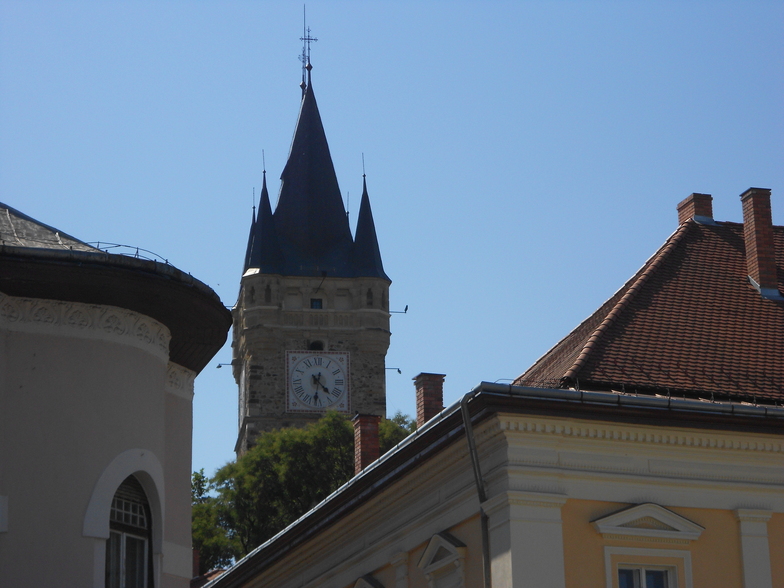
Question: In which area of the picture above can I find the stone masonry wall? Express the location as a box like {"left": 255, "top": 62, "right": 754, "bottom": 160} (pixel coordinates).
{"left": 233, "top": 273, "right": 390, "bottom": 454}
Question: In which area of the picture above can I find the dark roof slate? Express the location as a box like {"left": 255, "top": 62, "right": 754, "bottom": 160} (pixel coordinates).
{"left": 242, "top": 202, "right": 256, "bottom": 272}
{"left": 271, "top": 77, "right": 354, "bottom": 276}
{"left": 244, "top": 74, "right": 389, "bottom": 282}
{"left": 1, "top": 202, "right": 100, "bottom": 252}
{"left": 245, "top": 172, "right": 284, "bottom": 274}
{"left": 352, "top": 177, "right": 389, "bottom": 280}
{"left": 516, "top": 220, "right": 784, "bottom": 404}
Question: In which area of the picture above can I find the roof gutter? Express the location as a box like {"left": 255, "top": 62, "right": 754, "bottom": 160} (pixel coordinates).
{"left": 474, "top": 381, "right": 784, "bottom": 418}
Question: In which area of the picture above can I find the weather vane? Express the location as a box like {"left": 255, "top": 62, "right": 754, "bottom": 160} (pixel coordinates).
{"left": 299, "top": 6, "right": 317, "bottom": 90}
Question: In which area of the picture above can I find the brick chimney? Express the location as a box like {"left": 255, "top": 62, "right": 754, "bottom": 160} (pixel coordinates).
{"left": 741, "top": 188, "right": 779, "bottom": 297}
{"left": 414, "top": 372, "right": 445, "bottom": 428}
{"left": 677, "top": 193, "right": 713, "bottom": 225}
{"left": 352, "top": 414, "right": 381, "bottom": 475}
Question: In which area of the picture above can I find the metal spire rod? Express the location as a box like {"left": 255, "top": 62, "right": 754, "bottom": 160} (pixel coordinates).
{"left": 299, "top": 5, "right": 317, "bottom": 88}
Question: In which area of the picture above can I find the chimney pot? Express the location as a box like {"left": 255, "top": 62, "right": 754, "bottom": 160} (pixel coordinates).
{"left": 677, "top": 193, "right": 713, "bottom": 225}
{"left": 414, "top": 372, "right": 445, "bottom": 428}
{"left": 740, "top": 187, "right": 779, "bottom": 298}
{"left": 352, "top": 414, "right": 381, "bottom": 475}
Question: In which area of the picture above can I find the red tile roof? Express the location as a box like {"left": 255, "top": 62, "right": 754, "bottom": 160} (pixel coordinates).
{"left": 516, "top": 219, "right": 784, "bottom": 405}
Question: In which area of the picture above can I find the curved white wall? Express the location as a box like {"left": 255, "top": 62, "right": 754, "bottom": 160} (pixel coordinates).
{"left": 0, "top": 293, "right": 194, "bottom": 588}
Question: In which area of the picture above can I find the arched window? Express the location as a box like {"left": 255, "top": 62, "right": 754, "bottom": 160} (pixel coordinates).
{"left": 309, "top": 340, "right": 324, "bottom": 351}
{"left": 366, "top": 288, "right": 373, "bottom": 307}
{"left": 106, "top": 475, "right": 153, "bottom": 588}
{"left": 264, "top": 284, "right": 272, "bottom": 304}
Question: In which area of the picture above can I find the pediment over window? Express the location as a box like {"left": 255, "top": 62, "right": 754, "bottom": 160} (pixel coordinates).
{"left": 417, "top": 532, "right": 466, "bottom": 579}
{"left": 592, "top": 503, "right": 704, "bottom": 543}
{"left": 353, "top": 574, "right": 384, "bottom": 588}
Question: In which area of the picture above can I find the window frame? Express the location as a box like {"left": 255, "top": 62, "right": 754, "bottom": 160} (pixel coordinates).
{"left": 83, "top": 450, "right": 164, "bottom": 588}
{"left": 605, "top": 547, "right": 691, "bottom": 588}
{"left": 106, "top": 529, "right": 149, "bottom": 588}
{"left": 106, "top": 476, "right": 154, "bottom": 588}
{"left": 618, "top": 564, "right": 676, "bottom": 588}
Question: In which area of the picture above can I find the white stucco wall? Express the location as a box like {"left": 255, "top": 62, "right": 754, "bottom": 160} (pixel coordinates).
{"left": 0, "top": 294, "right": 194, "bottom": 587}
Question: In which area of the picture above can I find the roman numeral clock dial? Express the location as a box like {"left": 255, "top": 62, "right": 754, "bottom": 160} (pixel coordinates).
{"left": 286, "top": 351, "right": 350, "bottom": 413}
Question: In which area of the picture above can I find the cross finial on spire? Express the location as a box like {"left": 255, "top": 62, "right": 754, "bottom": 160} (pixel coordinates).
{"left": 299, "top": 6, "right": 317, "bottom": 92}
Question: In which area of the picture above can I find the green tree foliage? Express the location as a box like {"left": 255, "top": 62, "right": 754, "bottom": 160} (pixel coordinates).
{"left": 379, "top": 410, "right": 417, "bottom": 454}
{"left": 191, "top": 469, "right": 238, "bottom": 575}
{"left": 193, "top": 411, "right": 416, "bottom": 566}
{"left": 211, "top": 412, "right": 355, "bottom": 556}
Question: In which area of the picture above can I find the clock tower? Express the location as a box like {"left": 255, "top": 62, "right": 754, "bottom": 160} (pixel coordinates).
{"left": 232, "top": 62, "right": 390, "bottom": 455}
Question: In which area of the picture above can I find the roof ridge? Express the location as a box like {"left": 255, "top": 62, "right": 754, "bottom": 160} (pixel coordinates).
{"left": 562, "top": 220, "right": 694, "bottom": 385}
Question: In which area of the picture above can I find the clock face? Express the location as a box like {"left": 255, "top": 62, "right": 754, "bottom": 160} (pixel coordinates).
{"left": 286, "top": 351, "right": 350, "bottom": 413}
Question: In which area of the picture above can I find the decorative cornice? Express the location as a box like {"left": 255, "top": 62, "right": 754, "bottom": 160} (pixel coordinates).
{"left": 600, "top": 533, "right": 691, "bottom": 545}
{"left": 0, "top": 292, "right": 170, "bottom": 361}
{"left": 498, "top": 415, "right": 784, "bottom": 453}
{"left": 483, "top": 490, "right": 567, "bottom": 519}
{"left": 734, "top": 508, "right": 772, "bottom": 524}
{"left": 166, "top": 363, "right": 196, "bottom": 400}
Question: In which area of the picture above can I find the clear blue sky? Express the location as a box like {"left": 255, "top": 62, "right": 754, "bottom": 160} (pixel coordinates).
{"left": 2, "top": 1, "right": 782, "bottom": 477}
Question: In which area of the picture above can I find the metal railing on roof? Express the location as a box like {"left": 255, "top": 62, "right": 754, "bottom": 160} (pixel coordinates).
{"left": 87, "top": 242, "right": 172, "bottom": 265}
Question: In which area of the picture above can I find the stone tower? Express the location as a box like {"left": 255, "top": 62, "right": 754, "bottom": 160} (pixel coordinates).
{"left": 232, "top": 64, "right": 390, "bottom": 455}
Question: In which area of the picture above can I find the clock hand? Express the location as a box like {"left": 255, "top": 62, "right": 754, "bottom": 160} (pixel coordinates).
{"left": 312, "top": 372, "right": 330, "bottom": 394}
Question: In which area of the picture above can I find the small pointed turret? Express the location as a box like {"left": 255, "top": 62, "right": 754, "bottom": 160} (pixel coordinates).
{"left": 352, "top": 176, "right": 389, "bottom": 280}
{"left": 247, "top": 170, "right": 282, "bottom": 274}
{"left": 242, "top": 201, "right": 257, "bottom": 273}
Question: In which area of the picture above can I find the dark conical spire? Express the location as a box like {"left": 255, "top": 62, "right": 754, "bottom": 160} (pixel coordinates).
{"left": 243, "top": 66, "right": 388, "bottom": 283}
{"left": 242, "top": 198, "right": 257, "bottom": 273}
{"left": 272, "top": 75, "right": 354, "bottom": 276}
{"left": 353, "top": 176, "right": 389, "bottom": 280}
{"left": 247, "top": 170, "right": 283, "bottom": 274}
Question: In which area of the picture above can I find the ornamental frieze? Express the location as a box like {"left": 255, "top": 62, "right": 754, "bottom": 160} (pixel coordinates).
{"left": 0, "top": 292, "right": 170, "bottom": 360}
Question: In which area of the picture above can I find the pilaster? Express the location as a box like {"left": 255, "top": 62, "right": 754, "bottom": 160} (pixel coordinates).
{"left": 483, "top": 490, "right": 567, "bottom": 588}
{"left": 735, "top": 508, "right": 773, "bottom": 588}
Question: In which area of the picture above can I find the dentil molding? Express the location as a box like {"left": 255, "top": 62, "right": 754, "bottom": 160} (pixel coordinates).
{"left": 484, "top": 414, "right": 784, "bottom": 454}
